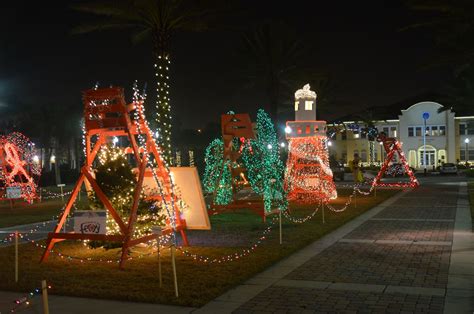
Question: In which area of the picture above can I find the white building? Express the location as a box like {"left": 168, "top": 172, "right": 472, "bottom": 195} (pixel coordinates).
{"left": 329, "top": 101, "right": 474, "bottom": 169}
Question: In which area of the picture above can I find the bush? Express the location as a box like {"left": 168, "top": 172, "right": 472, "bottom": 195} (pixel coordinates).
{"left": 466, "top": 169, "right": 474, "bottom": 177}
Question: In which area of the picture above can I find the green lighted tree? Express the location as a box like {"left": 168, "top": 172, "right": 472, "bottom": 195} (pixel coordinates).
{"left": 203, "top": 110, "right": 286, "bottom": 212}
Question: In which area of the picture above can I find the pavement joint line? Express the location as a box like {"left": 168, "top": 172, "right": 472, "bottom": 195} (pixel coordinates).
{"left": 273, "top": 279, "right": 447, "bottom": 297}
{"left": 370, "top": 218, "right": 455, "bottom": 222}
{"left": 338, "top": 238, "right": 453, "bottom": 246}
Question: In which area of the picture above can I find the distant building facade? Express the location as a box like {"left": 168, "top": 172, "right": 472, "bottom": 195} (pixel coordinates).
{"left": 329, "top": 101, "right": 474, "bottom": 169}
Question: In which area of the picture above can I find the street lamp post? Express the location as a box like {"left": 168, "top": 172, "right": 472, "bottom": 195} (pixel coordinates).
{"left": 465, "top": 138, "right": 470, "bottom": 166}
{"left": 422, "top": 112, "right": 430, "bottom": 176}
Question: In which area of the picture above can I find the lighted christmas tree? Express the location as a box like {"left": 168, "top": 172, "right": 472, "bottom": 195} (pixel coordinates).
{"left": 88, "top": 146, "right": 165, "bottom": 249}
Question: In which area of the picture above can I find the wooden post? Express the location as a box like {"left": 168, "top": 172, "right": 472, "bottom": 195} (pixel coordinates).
{"left": 279, "top": 209, "right": 282, "bottom": 245}
{"left": 41, "top": 280, "right": 49, "bottom": 314}
{"left": 14, "top": 231, "right": 18, "bottom": 283}
{"left": 322, "top": 202, "right": 325, "bottom": 224}
{"left": 151, "top": 226, "right": 162, "bottom": 288}
{"left": 171, "top": 244, "right": 179, "bottom": 298}
{"left": 354, "top": 191, "right": 357, "bottom": 208}
{"left": 58, "top": 184, "right": 65, "bottom": 203}
{"left": 374, "top": 186, "right": 377, "bottom": 198}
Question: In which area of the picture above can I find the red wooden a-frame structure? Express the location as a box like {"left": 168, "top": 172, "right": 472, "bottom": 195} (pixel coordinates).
{"left": 40, "top": 87, "right": 188, "bottom": 268}
{"left": 208, "top": 113, "right": 269, "bottom": 220}
{"left": 373, "top": 135, "right": 419, "bottom": 188}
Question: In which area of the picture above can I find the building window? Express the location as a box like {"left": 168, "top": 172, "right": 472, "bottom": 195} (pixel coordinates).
{"left": 361, "top": 132, "right": 367, "bottom": 139}
{"left": 415, "top": 127, "right": 422, "bottom": 136}
{"left": 408, "top": 127, "right": 414, "bottom": 137}
{"left": 294, "top": 101, "right": 298, "bottom": 111}
{"left": 439, "top": 125, "right": 446, "bottom": 136}
{"left": 431, "top": 126, "right": 438, "bottom": 136}
{"left": 305, "top": 100, "right": 313, "bottom": 110}
{"left": 390, "top": 127, "right": 397, "bottom": 137}
{"left": 460, "top": 149, "right": 474, "bottom": 161}
{"left": 383, "top": 127, "right": 389, "bottom": 136}
{"left": 425, "top": 126, "right": 430, "bottom": 136}
{"left": 460, "top": 124, "right": 466, "bottom": 135}
{"left": 468, "top": 125, "right": 474, "bottom": 135}
{"left": 341, "top": 131, "right": 347, "bottom": 140}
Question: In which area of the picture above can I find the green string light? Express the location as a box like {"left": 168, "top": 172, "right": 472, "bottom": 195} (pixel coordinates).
{"left": 203, "top": 109, "right": 287, "bottom": 212}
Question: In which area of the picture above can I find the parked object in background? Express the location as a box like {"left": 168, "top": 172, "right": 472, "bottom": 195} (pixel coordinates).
{"left": 439, "top": 163, "right": 458, "bottom": 175}
{"left": 330, "top": 160, "right": 345, "bottom": 181}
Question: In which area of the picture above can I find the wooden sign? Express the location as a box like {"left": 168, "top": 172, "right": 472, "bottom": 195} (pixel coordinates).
{"left": 6, "top": 186, "right": 22, "bottom": 199}
{"left": 142, "top": 167, "right": 211, "bottom": 230}
{"left": 73, "top": 210, "right": 107, "bottom": 234}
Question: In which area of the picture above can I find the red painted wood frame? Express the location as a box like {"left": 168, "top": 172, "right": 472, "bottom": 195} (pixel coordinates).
{"left": 40, "top": 87, "right": 188, "bottom": 268}
{"left": 373, "top": 140, "right": 419, "bottom": 188}
{"left": 209, "top": 113, "right": 272, "bottom": 221}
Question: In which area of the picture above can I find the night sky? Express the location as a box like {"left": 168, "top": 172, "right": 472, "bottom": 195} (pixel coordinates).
{"left": 1, "top": 1, "right": 449, "bottom": 131}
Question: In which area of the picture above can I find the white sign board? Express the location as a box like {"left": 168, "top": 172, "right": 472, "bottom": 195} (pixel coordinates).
{"left": 74, "top": 210, "right": 107, "bottom": 234}
{"left": 6, "top": 186, "right": 22, "bottom": 199}
{"left": 142, "top": 167, "right": 211, "bottom": 230}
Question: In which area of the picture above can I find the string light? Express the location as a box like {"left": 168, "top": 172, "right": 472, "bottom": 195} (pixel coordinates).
{"left": 285, "top": 136, "right": 337, "bottom": 204}
{"left": 203, "top": 110, "right": 287, "bottom": 213}
{"left": 10, "top": 285, "right": 51, "bottom": 313}
{"left": 0, "top": 132, "right": 41, "bottom": 203}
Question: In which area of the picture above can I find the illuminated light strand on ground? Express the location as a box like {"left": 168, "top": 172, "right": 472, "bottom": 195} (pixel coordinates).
{"left": 14, "top": 231, "right": 174, "bottom": 264}
{"left": 177, "top": 216, "right": 277, "bottom": 264}
{"left": 325, "top": 188, "right": 358, "bottom": 213}
{"left": 9, "top": 285, "right": 51, "bottom": 313}
{"left": 282, "top": 205, "right": 321, "bottom": 224}
{"left": 40, "top": 189, "right": 73, "bottom": 199}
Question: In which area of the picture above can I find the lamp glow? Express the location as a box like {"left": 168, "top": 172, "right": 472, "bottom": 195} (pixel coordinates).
{"left": 285, "top": 126, "right": 292, "bottom": 134}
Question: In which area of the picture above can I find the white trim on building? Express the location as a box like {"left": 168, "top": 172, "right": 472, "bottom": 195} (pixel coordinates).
{"left": 329, "top": 101, "right": 474, "bottom": 169}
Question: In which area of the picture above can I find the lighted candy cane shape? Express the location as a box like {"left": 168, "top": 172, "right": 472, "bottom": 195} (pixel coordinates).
{"left": 0, "top": 133, "right": 40, "bottom": 203}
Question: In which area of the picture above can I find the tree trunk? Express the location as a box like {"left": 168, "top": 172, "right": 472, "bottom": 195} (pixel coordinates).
{"left": 54, "top": 142, "right": 61, "bottom": 185}
{"left": 153, "top": 30, "right": 173, "bottom": 164}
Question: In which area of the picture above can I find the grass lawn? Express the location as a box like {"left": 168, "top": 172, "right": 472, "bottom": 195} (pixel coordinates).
{"left": 0, "top": 188, "right": 399, "bottom": 308}
{"left": 0, "top": 186, "right": 80, "bottom": 228}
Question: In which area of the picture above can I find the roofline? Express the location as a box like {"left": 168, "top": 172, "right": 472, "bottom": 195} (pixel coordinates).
{"left": 401, "top": 101, "right": 444, "bottom": 112}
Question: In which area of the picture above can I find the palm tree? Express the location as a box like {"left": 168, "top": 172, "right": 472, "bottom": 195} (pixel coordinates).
{"left": 73, "top": 0, "right": 220, "bottom": 163}
{"left": 404, "top": 0, "right": 474, "bottom": 71}
{"left": 238, "top": 21, "right": 310, "bottom": 121}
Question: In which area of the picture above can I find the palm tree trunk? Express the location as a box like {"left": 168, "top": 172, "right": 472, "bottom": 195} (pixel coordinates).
{"left": 153, "top": 30, "right": 173, "bottom": 164}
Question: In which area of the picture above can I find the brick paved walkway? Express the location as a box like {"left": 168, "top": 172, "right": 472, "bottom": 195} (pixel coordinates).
{"left": 197, "top": 179, "right": 473, "bottom": 314}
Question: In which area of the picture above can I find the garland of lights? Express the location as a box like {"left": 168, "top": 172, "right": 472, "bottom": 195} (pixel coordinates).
{"left": 285, "top": 136, "right": 337, "bottom": 204}
{"left": 8, "top": 284, "right": 51, "bottom": 313}
{"left": 154, "top": 55, "right": 172, "bottom": 164}
{"left": 0, "top": 132, "right": 41, "bottom": 203}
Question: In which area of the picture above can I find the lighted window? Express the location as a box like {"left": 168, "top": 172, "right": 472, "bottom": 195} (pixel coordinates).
{"left": 439, "top": 125, "right": 446, "bottom": 136}
{"left": 305, "top": 100, "right": 313, "bottom": 110}
{"left": 415, "top": 127, "right": 422, "bottom": 137}
{"left": 294, "top": 101, "right": 299, "bottom": 111}
{"left": 390, "top": 127, "right": 397, "bottom": 137}
{"left": 431, "top": 126, "right": 438, "bottom": 136}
